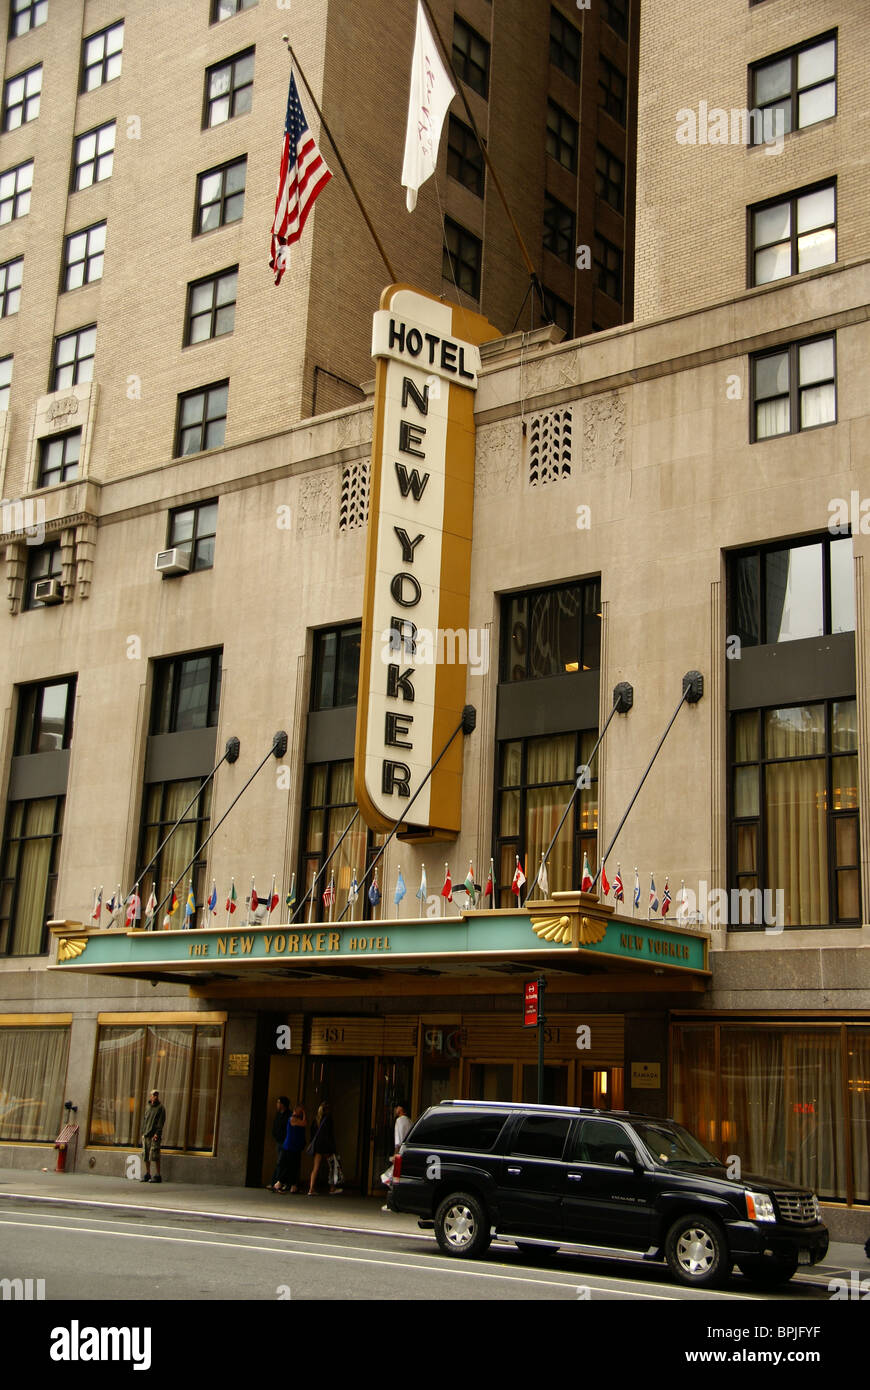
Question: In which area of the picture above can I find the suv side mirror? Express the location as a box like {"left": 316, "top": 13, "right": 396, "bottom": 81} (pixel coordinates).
{"left": 614, "top": 1149, "right": 638, "bottom": 1169}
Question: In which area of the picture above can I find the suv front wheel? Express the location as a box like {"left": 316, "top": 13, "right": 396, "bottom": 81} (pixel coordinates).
{"left": 664, "top": 1214, "right": 731, "bottom": 1288}
{"left": 434, "top": 1192, "right": 492, "bottom": 1259}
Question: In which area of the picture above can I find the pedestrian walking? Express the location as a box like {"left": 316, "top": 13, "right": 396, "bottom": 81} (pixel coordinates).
{"left": 268, "top": 1096, "right": 291, "bottom": 1190}
{"left": 307, "top": 1102, "right": 338, "bottom": 1195}
{"left": 279, "top": 1102, "right": 307, "bottom": 1193}
{"left": 141, "top": 1089, "right": 166, "bottom": 1183}
{"left": 393, "top": 1102, "right": 411, "bottom": 1155}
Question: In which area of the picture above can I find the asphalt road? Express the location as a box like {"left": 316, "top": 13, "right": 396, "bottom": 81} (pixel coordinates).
{"left": 0, "top": 1196, "right": 841, "bottom": 1302}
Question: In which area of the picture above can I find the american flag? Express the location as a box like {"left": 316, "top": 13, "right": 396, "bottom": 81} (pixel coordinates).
{"left": 270, "top": 72, "right": 332, "bottom": 285}
{"left": 322, "top": 875, "right": 335, "bottom": 908}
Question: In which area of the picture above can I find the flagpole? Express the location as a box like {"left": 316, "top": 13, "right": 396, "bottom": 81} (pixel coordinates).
{"left": 286, "top": 871, "right": 296, "bottom": 924}
{"left": 308, "top": 872, "right": 316, "bottom": 925}
{"left": 490, "top": 857, "right": 495, "bottom": 911}
{"left": 418, "top": 0, "right": 546, "bottom": 317}
{"left": 267, "top": 873, "right": 277, "bottom": 925}
{"left": 282, "top": 38, "right": 396, "bottom": 281}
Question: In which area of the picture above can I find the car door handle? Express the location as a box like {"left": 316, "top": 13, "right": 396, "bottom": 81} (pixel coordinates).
{"left": 567, "top": 1172, "right": 583, "bottom": 1182}
{"left": 506, "top": 1166, "right": 522, "bottom": 1176}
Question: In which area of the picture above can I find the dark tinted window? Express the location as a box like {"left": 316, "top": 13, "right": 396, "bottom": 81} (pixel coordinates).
{"left": 509, "top": 1115, "right": 571, "bottom": 1159}
{"left": 412, "top": 1109, "right": 506, "bottom": 1151}
{"left": 572, "top": 1119, "right": 635, "bottom": 1163}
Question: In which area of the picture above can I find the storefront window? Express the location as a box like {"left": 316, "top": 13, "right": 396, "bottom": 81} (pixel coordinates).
{"left": 0, "top": 1024, "right": 69, "bottom": 1140}
{"left": 88, "top": 1021, "right": 222, "bottom": 1151}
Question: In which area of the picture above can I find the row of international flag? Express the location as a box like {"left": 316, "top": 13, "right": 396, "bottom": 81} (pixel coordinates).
{"left": 269, "top": 3, "right": 457, "bottom": 282}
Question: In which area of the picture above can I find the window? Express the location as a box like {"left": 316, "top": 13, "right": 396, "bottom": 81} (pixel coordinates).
{"left": 0, "top": 160, "right": 33, "bottom": 224}
{"left": 546, "top": 101, "right": 578, "bottom": 173}
{"left": 543, "top": 193, "right": 575, "bottom": 264}
{"left": 0, "top": 1026, "right": 69, "bottom": 1140}
{"left": 62, "top": 222, "right": 106, "bottom": 290}
{"left": 0, "top": 799, "right": 65, "bottom": 953}
{"left": 502, "top": 580, "right": 601, "bottom": 682}
{"left": 185, "top": 268, "right": 238, "bottom": 345}
{"left": 81, "top": 21, "right": 124, "bottom": 92}
{"left": 88, "top": 1022, "right": 222, "bottom": 1150}
{"left": 312, "top": 624, "right": 361, "bottom": 711}
{"left": 204, "top": 49, "right": 254, "bottom": 128}
{"left": 549, "top": 7, "right": 581, "bottom": 83}
{"left": 599, "top": 57, "right": 627, "bottom": 126}
{"left": 750, "top": 182, "right": 835, "bottom": 285}
{"left": 0, "top": 257, "right": 23, "bottom": 317}
{"left": 453, "top": 17, "right": 489, "bottom": 98}
{"left": 3, "top": 64, "right": 41, "bottom": 131}
{"left": 751, "top": 335, "right": 835, "bottom": 440}
{"left": 10, "top": 0, "right": 48, "bottom": 38}
{"left": 496, "top": 730, "right": 599, "bottom": 905}
{"left": 38, "top": 430, "right": 80, "bottom": 488}
{"left": 72, "top": 121, "right": 115, "bottom": 191}
{"left": 447, "top": 116, "right": 484, "bottom": 197}
{"left": 729, "top": 535, "right": 854, "bottom": 649}
{"left": 175, "top": 381, "right": 228, "bottom": 456}
{"left": 212, "top": 0, "right": 258, "bottom": 18}
{"left": 151, "top": 650, "right": 222, "bottom": 735}
{"left": 52, "top": 325, "right": 96, "bottom": 390}
{"left": 168, "top": 500, "right": 218, "bottom": 572}
{"left": 544, "top": 288, "right": 573, "bottom": 338}
{"left": 195, "top": 156, "right": 246, "bottom": 233}
{"left": 414, "top": 1110, "right": 506, "bottom": 1151}
{"left": 137, "top": 780, "right": 214, "bottom": 929}
{"left": 24, "top": 543, "right": 62, "bottom": 610}
{"left": 509, "top": 1115, "right": 571, "bottom": 1159}
{"left": 443, "top": 218, "right": 482, "bottom": 299}
{"left": 602, "top": 0, "right": 628, "bottom": 40}
{"left": 750, "top": 34, "right": 836, "bottom": 145}
{"left": 15, "top": 679, "right": 75, "bottom": 754}
{"left": 0, "top": 356, "right": 11, "bottom": 411}
{"left": 594, "top": 233, "right": 623, "bottom": 301}
{"left": 595, "top": 144, "right": 625, "bottom": 213}
{"left": 730, "top": 700, "right": 859, "bottom": 926}
{"left": 298, "top": 760, "right": 381, "bottom": 924}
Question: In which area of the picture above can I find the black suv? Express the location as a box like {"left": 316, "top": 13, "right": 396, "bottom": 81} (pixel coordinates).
{"left": 387, "top": 1100, "right": 829, "bottom": 1287}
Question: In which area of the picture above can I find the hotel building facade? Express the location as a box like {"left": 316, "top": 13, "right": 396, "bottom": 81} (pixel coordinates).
{"left": 0, "top": 0, "right": 867, "bottom": 1240}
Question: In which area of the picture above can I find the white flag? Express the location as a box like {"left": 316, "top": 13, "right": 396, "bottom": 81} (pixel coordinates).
{"left": 402, "top": 1, "right": 456, "bottom": 212}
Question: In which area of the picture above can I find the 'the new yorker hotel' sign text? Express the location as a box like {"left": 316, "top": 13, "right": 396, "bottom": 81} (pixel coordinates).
{"left": 354, "top": 286, "right": 499, "bottom": 838}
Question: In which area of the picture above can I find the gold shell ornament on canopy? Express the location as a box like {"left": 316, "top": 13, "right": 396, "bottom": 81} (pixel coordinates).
{"left": 57, "top": 937, "right": 88, "bottom": 962}
{"left": 530, "top": 915, "right": 571, "bottom": 943}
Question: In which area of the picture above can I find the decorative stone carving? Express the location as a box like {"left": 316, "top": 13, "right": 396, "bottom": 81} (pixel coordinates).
{"left": 528, "top": 408, "right": 572, "bottom": 486}
{"left": 475, "top": 421, "right": 518, "bottom": 497}
{"left": 46, "top": 396, "right": 80, "bottom": 429}
{"left": 339, "top": 460, "right": 369, "bottom": 532}
{"left": 582, "top": 392, "right": 626, "bottom": 470}
{"left": 296, "top": 473, "right": 333, "bottom": 537}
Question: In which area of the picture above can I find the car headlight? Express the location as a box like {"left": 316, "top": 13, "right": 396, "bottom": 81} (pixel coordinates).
{"left": 745, "top": 1189, "right": 776, "bottom": 1223}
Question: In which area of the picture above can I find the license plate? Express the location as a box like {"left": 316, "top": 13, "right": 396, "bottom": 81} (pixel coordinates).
{"left": 798, "top": 1249, "right": 812, "bottom": 1265}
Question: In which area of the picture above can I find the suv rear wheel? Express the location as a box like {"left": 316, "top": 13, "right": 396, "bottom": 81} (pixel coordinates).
{"left": 664, "top": 1214, "right": 730, "bottom": 1288}
{"left": 434, "top": 1192, "right": 491, "bottom": 1259}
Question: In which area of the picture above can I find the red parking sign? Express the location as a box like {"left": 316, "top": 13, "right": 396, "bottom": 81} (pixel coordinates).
{"left": 523, "top": 980, "right": 539, "bottom": 1027}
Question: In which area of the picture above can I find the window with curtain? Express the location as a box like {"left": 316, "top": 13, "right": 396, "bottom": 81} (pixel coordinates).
{"left": 88, "top": 1022, "right": 222, "bottom": 1150}
{"left": 673, "top": 1022, "right": 868, "bottom": 1204}
{"left": 0, "top": 797, "right": 65, "bottom": 955}
{"left": 495, "top": 730, "right": 598, "bottom": 904}
{"left": 298, "top": 760, "right": 383, "bottom": 922}
{"left": 0, "top": 1025, "right": 69, "bottom": 1140}
{"left": 138, "top": 779, "right": 213, "bottom": 927}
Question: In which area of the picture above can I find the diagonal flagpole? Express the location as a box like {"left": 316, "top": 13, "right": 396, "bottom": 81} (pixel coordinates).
{"left": 281, "top": 38, "right": 396, "bottom": 281}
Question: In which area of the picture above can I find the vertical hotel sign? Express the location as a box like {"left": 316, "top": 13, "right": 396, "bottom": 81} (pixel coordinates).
{"left": 354, "top": 285, "right": 500, "bottom": 838}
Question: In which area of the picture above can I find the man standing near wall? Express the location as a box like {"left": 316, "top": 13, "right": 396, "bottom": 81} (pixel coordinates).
{"left": 141, "top": 1089, "right": 166, "bottom": 1184}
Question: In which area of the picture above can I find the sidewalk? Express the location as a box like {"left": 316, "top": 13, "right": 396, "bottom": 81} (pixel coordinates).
{"left": 0, "top": 1163, "right": 867, "bottom": 1282}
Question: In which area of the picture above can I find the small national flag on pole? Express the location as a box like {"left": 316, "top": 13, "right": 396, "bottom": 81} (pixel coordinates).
{"left": 368, "top": 870, "right": 381, "bottom": 914}
{"left": 580, "top": 853, "right": 593, "bottom": 893}
{"left": 401, "top": 0, "right": 457, "bottom": 212}
{"left": 537, "top": 855, "right": 549, "bottom": 900}
{"left": 600, "top": 861, "right": 610, "bottom": 898}
{"left": 662, "top": 877, "right": 672, "bottom": 917}
{"left": 347, "top": 869, "right": 359, "bottom": 911}
{"left": 511, "top": 857, "right": 526, "bottom": 900}
{"left": 267, "top": 874, "right": 279, "bottom": 920}
{"left": 286, "top": 873, "right": 297, "bottom": 915}
{"left": 92, "top": 886, "right": 103, "bottom": 923}
{"left": 207, "top": 881, "right": 218, "bottom": 919}
{"left": 485, "top": 860, "right": 494, "bottom": 909}
{"left": 649, "top": 874, "right": 659, "bottom": 917}
{"left": 144, "top": 887, "right": 157, "bottom": 931}
{"left": 394, "top": 867, "right": 406, "bottom": 912}
{"left": 464, "top": 862, "right": 476, "bottom": 908}
{"left": 678, "top": 879, "right": 688, "bottom": 922}
{"left": 416, "top": 864, "right": 427, "bottom": 916}
{"left": 184, "top": 883, "right": 196, "bottom": 928}
{"left": 323, "top": 873, "right": 336, "bottom": 911}
{"left": 125, "top": 887, "right": 141, "bottom": 927}
{"left": 250, "top": 880, "right": 258, "bottom": 913}
{"left": 270, "top": 72, "right": 333, "bottom": 284}
{"left": 106, "top": 888, "right": 119, "bottom": 916}
{"left": 225, "top": 881, "right": 237, "bottom": 916}
{"left": 613, "top": 865, "right": 624, "bottom": 904}
{"left": 441, "top": 865, "right": 452, "bottom": 902}
{"left": 633, "top": 867, "right": 641, "bottom": 911}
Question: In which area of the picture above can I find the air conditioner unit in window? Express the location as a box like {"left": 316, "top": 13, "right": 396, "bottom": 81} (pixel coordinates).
{"left": 155, "top": 546, "right": 191, "bottom": 576}
{"left": 33, "top": 578, "right": 63, "bottom": 605}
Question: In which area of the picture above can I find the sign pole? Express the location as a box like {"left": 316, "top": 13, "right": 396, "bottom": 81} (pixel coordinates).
{"left": 536, "top": 975, "right": 547, "bottom": 1104}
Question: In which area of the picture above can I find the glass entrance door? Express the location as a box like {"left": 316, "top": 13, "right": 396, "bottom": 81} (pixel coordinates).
{"left": 369, "top": 1056, "right": 414, "bottom": 1193}
{"left": 304, "top": 1057, "right": 372, "bottom": 1192}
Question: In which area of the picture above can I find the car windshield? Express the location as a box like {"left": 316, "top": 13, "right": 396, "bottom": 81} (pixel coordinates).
{"left": 632, "top": 1120, "right": 723, "bottom": 1169}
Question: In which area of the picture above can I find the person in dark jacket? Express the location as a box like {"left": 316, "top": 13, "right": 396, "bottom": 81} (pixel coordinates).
{"left": 268, "top": 1096, "right": 291, "bottom": 1190}
{"left": 307, "top": 1102, "right": 337, "bottom": 1195}
{"left": 141, "top": 1089, "right": 166, "bottom": 1183}
{"left": 280, "top": 1102, "right": 307, "bottom": 1193}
